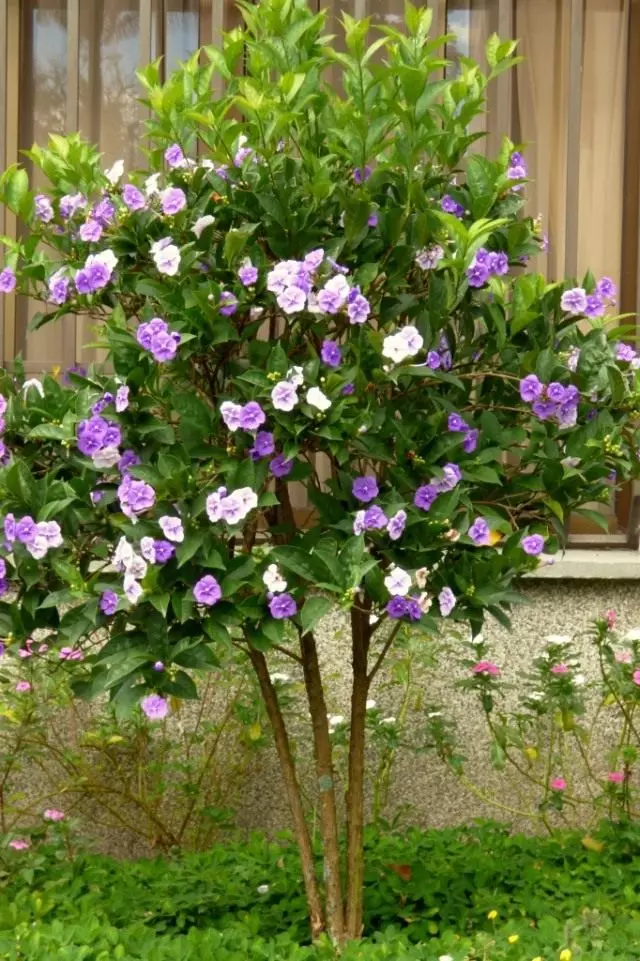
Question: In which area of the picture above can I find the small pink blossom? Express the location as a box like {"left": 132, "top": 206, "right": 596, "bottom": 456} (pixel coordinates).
{"left": 615, "top": 651, "right": 632, "bottom": 664}
{"left": 472, "top": 660, "right": 500, "bottom": 677}
{"left": 15, "top": 681, "right": 32, "bottom": 693}
{"left": 550, "top": 663, "right": 569, "bottom": 675}
{"left": 550, "top": 777, "right": 567, "bottom": 791}
{"left": 8, "top": 838, "right": 30, "bottom": 850}
{"left": 633, "top": 669, "right": 640, "bottom": 686}
{"left": 604, "top": 608, "right": 616, "bottom": 630}
{"left": 607, "top": 772, "right": 625, "bottom": 784}
{"left": 43, "top": 808, "right": 65, "bottom": 821}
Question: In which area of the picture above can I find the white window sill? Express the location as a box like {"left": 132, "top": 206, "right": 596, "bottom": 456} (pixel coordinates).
{"left": 528, "top": 549, "right": 640, "bottom": 580}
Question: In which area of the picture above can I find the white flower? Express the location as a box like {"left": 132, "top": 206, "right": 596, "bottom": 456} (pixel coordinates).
{"left": 123, "top": 574, "right": 143, "bottom": 604}
{"left": 192, "top": 214, "right": 215, "bottom": 238}
{"left": 529, "top": 691, "right": 545, "bottom": 701}
{"left": 418, "top": 592, "right": 432, "bottom": 613}
{"left": 415, "top": 567, "right": 429, "bottom": 589}
{"left": 26, "top": 536, "right": 48, "bottom": 559}
{"left": 366, "top": 699, "right": 377, "bottom": 710}
{"left": 250, "top": 306, "right": 265, "bottom": 321}
{"left": 306, "top": 387, "right": 331, "bottom": 412}
{"left": 545, "top": 634, "right": 572, "bottom": 645}
{"left": 384, "top": 565, "right": 412, "bottom": 597}
{"left": 287, "top": 366, "right": 304, "bottom": 387}
{"left": 369, "top": 613, "right": 380, "bottom": 625}
{"left": 270, "top": 672, "right": 291, "bottom": 684}
{"left": 257, "top": 884, "right": 270, "bottom": 894}
{"left": 105, "top": 158, "right": 124, "bottom": 185}
{"left": 127, "top": 552, "right": 147, "bottom": 581}
{"left": 94, "top": 248, "right": 118, "bottom": 272}
{"left": 399, "top": 325, "right": 423, "bottom": 353}
{"left": 380, "top": 716, "right": 396, "bottom": 725}
{"left": 145, "top": 173, "right": 162, "bottom": 196}
{"left": 234, "top": 487, "right": 258, "bottom": 518}
{"left": 573, "top": 673, "right": 586, "bottom": 686}
{"left": 153, "top": 242, "right": 180, "bottom": 276}
{"left": 625, "top": 628, "right": 640, "bottom": 641}
{"left": 428, "top": 711, "right": 442, "bottom": 718}
{"left": 439, "top": 955, "right": 454, "bottom": 961}
{"left": 382, "top": 333, "right": 412, "bottom": 364}
{"left": 328, "top": 714, "right": 345, "bottom": 728}
{"left": 22, "top": 379, "right": 45, "bottom": 397}
{"left": 140, "top": 536, "right": 157, "bottom": 563}
{"left": 159, "top": 515, "right": 185, "bottom": 543}
{"left": 37, "top": 521, "right": 62, "bottom": 548}
{"left": 113, "top": 536, "right": 135, "bottom": 571}
{"left": 92, "top": 446, "right": 121, "bottom": 469}
{"left": 263, "top": 564, "right": 287, "bottom": 593}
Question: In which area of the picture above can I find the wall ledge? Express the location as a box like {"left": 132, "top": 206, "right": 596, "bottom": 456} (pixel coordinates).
{"left": 527, "top": 549, "right": 640, "bottom": 581}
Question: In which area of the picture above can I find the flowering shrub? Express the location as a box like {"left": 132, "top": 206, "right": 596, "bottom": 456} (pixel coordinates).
{"left": 1, "top": 0, "right": 640, "bottom": 940}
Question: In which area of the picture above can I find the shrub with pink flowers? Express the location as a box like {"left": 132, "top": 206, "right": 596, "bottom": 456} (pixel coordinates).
{"left": 1, "top": 0, "right": 640, "bottom": 940}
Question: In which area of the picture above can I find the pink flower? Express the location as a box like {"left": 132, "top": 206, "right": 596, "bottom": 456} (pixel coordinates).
{"left": 604, "top": 609, "right": 616, "bottom": 630}
{"left": 633, "top": 669, "right": 640, "bottom": 686}
{"left": 607, "top": 772, "right": 625, "bottom": 784}
{"left": 472, "top": 660, "right": 500, "bottom": 677}
{"left": 550, "top": 777, "right": 567, "bottom": 791}
{"left": 615, "top": 651, "right": 632, "bottom": 664}
{"left": 8, "top": 838, "right": 30, "bottom": 850}
{"left": 551, "top": 663, "right": 569, "bottom": 675}
{"left": 15, "top": 681, "right": 31, "bottom": 693}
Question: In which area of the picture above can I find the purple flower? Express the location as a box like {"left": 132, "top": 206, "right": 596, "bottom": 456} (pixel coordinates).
{"left": 433, "top": 462, "right": 461, "bottom": 492}
{"left": 386, "top": 596, "right": 407, "bottom": 619}
{"left": 363, "top": 505, "right": 388, "bottom": 530}
{"left": 219, "top": 291, "right": 238, "bottom": 316}
{"left": 441, "top": 195, "right": 464, "bottom": 217}
{"left": 597, "top": 276, "right": 617, "bottom": 303}
{"left": 616, "top": 342, "right": 636, "bottom": 363}
{"left": 347, "top": 294, "right": 370, "bottom": 325}
{"left": 387, "top": 509, "right": 406, "bottom": 541}
{"left": 521, "top": 533, "right": 545, "bottom": 555}
{"left": 342, "top": 383, "right": 355, "bottom": 396}
{"left": 426, "top": 351, "right": 441, "bottom": 369}
{"left": 79, "top": 219, "right": 103, "bottom": 243}
{"left": 270, "top": 453, "right": 294, "bottom": 477}
{"left": 15, "top": 516, "right": 36, "bottom": 544}
{"left": 75, "top": 251, "right": 116, "bottom": 294}
{"left": 415, "top": 245, "right": 444, "bottom": 271}
{"left": 122, "top": 184, "right": 146, "bottom": 211}
{"left": 271, "top": 381, "right": 298, "bottom": 412}
{"left": 467, "top": 261, "right": 489, "bottom": 287}
{"left": 557, "top": 402, "right": 577, "bottom": 428}
{"left": 532, "top": 399, "right": 558, "bottom": 421}
{"left": 414, "top": 484, "right": 439, "bottom": 511}
{"left": 137, "top": 318, "right": 168, "bottom": 350}
{"left": 238, "top": 261, "right": 258, "bottom": 286}
{"left": 560, "top": 287, "right": 588, "bottom": 315}
{"left": 488, "top": 251, "right": 509, "bottom": 276}
{"left": 405, "top": 597, "right": 422, "bottom": 621}
{"left": 59, "top": 192, "right": 86, "bottom": 218}
{"left": 321, "top": 340, "right": 342, "bottom": 368}
{"left": 585, "top": 293, "right": 605, "bottom": 319}
{"left": 150, "top": 331, "right": 179, "bottom": 363}
{"left": 76, "top": 415, "right": 109, "bottom": 455}
{"left": 0, "top": 268, "right": 16, "bottom": 294}
{"left": 160, "top": 186, "right": 187, "bottom": 216}
{"left": 519, "top": 374, "right": 543, "bottom": 403}
{"left": 153, "top": 660, "right": 165, "bottom": 672}
{"left": 193, "top": 574, "right": 222, "bottom": 606}
{"left": 317, "top": 275, "right": 350, "bottom": 315}
{"left": 353, "top": 165, "right": 372, "bottom": 184}
{"left": 463, "top": 429, "right": 479, "bottom": 454}
{"left": 367, "top": 211, "right": 378, "bottom": 228}
{"left": 159, "top": 515, "right": 184, "bottom": 543}
{"left": 118, "top": 478, "right": 155, "bottom": 516}
{"left": 100, "top": 590, "right": 118, "bottom": 615}
{"left": 152, "top": 238, "right": 181, "bottom": 275}
{"left": 547, "top": 382, "right": 567, "bottom": 404}
{"left": 352, "top": 476, "right": 379, "bottom": 502}
{"left": 277, "top": 285, "right": 307, "bottom": 314}
{"left": 153, "top": 540, "right": 175, "bottom": 563}
{"left": 239, "top": 401, "right": 266, "bottom": 432}
{"left": 251, "top": 431, "right": 275, "bottom": 459}
{"left": 448, "top": 412, "right": 467, "bottom": 432}
{"left": 35, "top": 194, "right": 54, "bottom": 222}
{"left": 115, "top": 385, "right": 129, "bottom": 412}
{"left": 269, "top": 592, "right": 297, "bottom": 619}
{"left": 165, "top": 143, "right": 185, "bottom": 168}
{"left": 141, "top": 694, "right": 169, "bottom": 720}
{"left": 92, "top": 198, "right": 116, "bottom": 226}
{"left": 438, "top": 587, "right": 456, "bottom": 617}
{"left": 48, "top": 270, "right": 69, "bottom": 305}
{"left": 468, "top": 517, "right": 490, "bottom": 546}
{"left": 118, "top": 449, "right": 140, "bottom": 474}
{"left": 4, "top": 513, "right": 16, "bottom": 543}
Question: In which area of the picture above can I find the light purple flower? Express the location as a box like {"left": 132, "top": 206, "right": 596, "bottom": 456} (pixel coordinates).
{"left": 277, "top": 285, "right": 307, "bottom": 314}
{"left": 15, "top": 516, "right": 36, "bottom": 544}
{"left": 352, "top": 476, "right": 379, "bottom": 503}
{"left": 585, "top": 293, "right": 605, "bottom": 319}
{"left": 100, "top": 590, "right": 118, "bottom": 615}
{"left": 415, "top": 245, "right": 444, "bottom": 271}
{"left": 193, "top": 574, "right": 222, "bottom": 606}
{"left": 141, "top": 694, "right": 169, "bottom": 720}
{"left": 92, "top": 198, "right": 116, "bottom": 226}
{"left": 270, "top": 453, "right": 294, "bottom": 477}
{"left": 448, "top": 413, "right": 467, "bottom": 432}
{"left": 234, "top": 136, "right": 253, "bottom": 166}
{"left": 269, "top": 593, "right": 297, "bottom": 619}
{"left": 519, "top": 374, "right": 543, "bottom": 403}
{"left": 433, "top": 462, "right": 461, "bottom": 492}
{"left": 165, "top": 143, "right": 185, "bottom": 168}
{"left": 118, "top": 449, "right": 140, "bottom": 474}
{"left": 463, "top": 429, "right": 479, "bottom": 454}
{"left": 353, "top": 165, "right": 372, "bottom": 184}
{"left": 154, "top": 540, "right": 175, "bottom": 564}
{"left": 219, "top": 290, "right": 238, "bottom": 316}
{"left": 318, "top": 275, "right": 350, "bottom": 315}
{"left": 467, "top": 261, "right": 489, "bottom": 288}
{"left": 438, "top": 587, "right": 456, "bottom": 617}
{"left": 35, "top": 194, "right": 54, "bottom": 222}
{"left": 59, "top": 193, "right": 86, "bottom": 219}
{"left": 251, "top": 431, "right": 275, "bottom": 459}
{"left": 367, "top": 211, "right": 378, "bottom": 228}
{"left": 557, "top": 402, "right": 578, "bottom": 428}
{"left": 79, "top": 219, "right": 103, "bottom": 243}
{"left": 160, "top": 186, "right": 187, "bottom": 216}
{"left": 521, "top": 533, "right": 545, "bottom": 555}
{"left": 122, "top": 184, "right": 146, "bottom": 211}
{"left": 616, "top": 342, "right": 636, "bottom": 363}
{"left": 387, "top": 510, "right": 406, "bottom": 541}
{"left": 321, "top": 340, "right": 342, "bottom": 368}
{"left": 414, "top": 484, "right": 438, "bottom": 511}
{"left": 532, "top": 399, "right": 557, "bottom": 421}
{"left": 363, "top": 505, "right": 388, "bottom": 530}
{"left": 271, "top": 381, "right": 299, "bottom": 412}
{"left": 0, "top": 268, "right": 16, "bottom": 294}
{"left": 239, "top": 401, "right": 266, "bottom": 431}
{"left": 597, "top": 276, "right": 617, "bottom": 303}
{"left": 115, "top": 385, "right": 129, "bottom": 412}
{"left": 149, "top": 330, "right": 179, "bottom": 363}
{"left": 347, "top": 293, "right": 370, "bottom": 325}
{"left": 159, "top": 515, "right": 184, "bottom": 543}
{"left": 3, "top": 513, "right": 16, "bottom": 543}
{"left": 560, "top": 287, "right": 588, "bottom": 315}
{"left": 220, "top": 401, "right": 243, "bottom": 431}
{"left": 153, "top": 660, "right": 165, "bottom": 672}
{"left": 118, "top": 477, "right": 155, "bottom": 516}
{"left": 238, "top": 261, "right": 258, "bottom": 286}
{"left": 48, "top": 269, "right": 69, "bottom": 305}
{"left": 468, "top": 517, "right": 491, "bottom": 546}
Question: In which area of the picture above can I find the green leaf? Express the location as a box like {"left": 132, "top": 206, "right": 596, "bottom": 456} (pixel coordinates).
{"left": 223, "top": 223, "right": 258, "bottom": 265}
{"left": 300, "top": 595, "right": 333, "bottom": 635}
{"left": 176, "top": 533, "right": 204, "bottom": 568}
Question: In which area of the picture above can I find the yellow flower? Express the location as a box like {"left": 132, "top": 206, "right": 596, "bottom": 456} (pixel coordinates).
{"left": 560, "top": 951, "right": 572, "bottom": 961}
{"left": 532, "top": 957, "right": 543, "bottom": 961}
{"left": 489, "top": 529, "right": 502, "bottom": 546}
{"left": 508, "top": 935, "right": 520, "bottom": 944}
{"left": 487, "top": 910, "right": 498, "bottom": 920}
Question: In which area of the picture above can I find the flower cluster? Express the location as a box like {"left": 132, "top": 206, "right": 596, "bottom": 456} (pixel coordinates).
{"left": 220, "top": 400, "right": 266, "bottom": 432}
{"left": 136, "top": 317, "right": 180, "bottom": 363}
{"left": 74, "top": 249, "right": 117, "bottom": 295}
{"left": 560, "top": 277, "right": 617, "bottom": 318}
{"left": 466, "top": 247, "right": 509, "bottom": 287}
{"left": 266, "top": 250, "right": 370, "bottom": 323}
{"left": 519, "top": 375, "right": 580, "bottom": 428}
{"left": 415, "top": 244, "right": 444, "bottom": 271}
{"left": 206, "top": 486, "right": 258, "bottom": 526}
{"left": 414, "top": 461, "right": 463, "bottom": 513}
{"left": 76, "top": 414, "right": 122, "bottom": 466}
{"left": 4, "top": 513, "right": 63, "bottom": 560}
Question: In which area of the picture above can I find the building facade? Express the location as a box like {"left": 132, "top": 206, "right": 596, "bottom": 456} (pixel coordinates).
{"left": 0, "top": 0, "right": 639, "bottom": 560}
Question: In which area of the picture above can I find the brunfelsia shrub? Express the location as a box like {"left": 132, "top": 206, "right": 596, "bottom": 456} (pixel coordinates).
{"left": 0, "top": 0, "right": 637, "bottom": 715}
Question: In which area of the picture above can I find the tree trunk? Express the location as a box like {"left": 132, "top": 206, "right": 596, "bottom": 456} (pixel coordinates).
{"left": 247, "top": 647, "right": 325, "bottom": 940}
{"left": 299, "top": 632, "right": 345, "bottom": 943}
{"left": 345, "top": 605, "right": 371, "bottom": 939}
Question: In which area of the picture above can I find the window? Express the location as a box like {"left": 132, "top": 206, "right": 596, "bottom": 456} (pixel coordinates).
{"left": 1, "top": 0, "right": 639, "bottom": 545}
